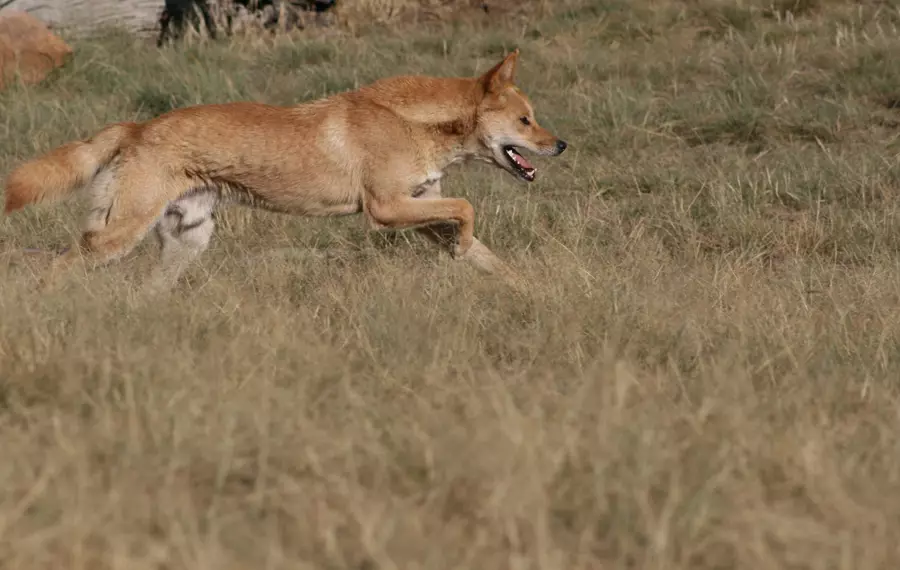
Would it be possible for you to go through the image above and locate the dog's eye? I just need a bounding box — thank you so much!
[520,116,531,126]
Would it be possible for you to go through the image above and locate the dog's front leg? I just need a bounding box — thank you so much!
[415,222,517,277]
[404,185,524,288]
[366,189,524,290]
[367,195,476,256]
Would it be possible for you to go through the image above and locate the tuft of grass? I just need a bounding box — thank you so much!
[132,86,192,117]
[3,0,900,568]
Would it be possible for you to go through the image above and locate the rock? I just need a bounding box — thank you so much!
[0,10,72,90]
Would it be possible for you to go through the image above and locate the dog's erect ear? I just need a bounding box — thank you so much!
[481,49,519,93]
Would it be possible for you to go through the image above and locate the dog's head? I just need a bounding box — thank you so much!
[473,49,567,183]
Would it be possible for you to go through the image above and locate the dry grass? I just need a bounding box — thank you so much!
[3,0,900,568]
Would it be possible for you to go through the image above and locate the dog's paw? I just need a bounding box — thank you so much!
[455,240,529,294]
[450,240,473,260]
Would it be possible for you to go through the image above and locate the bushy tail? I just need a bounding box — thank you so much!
[3,122,137,215]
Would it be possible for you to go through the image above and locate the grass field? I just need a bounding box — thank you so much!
[3,0,900,567]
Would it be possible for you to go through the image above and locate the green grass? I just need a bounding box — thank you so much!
[3,0,900,568]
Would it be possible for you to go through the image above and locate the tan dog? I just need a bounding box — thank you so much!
[3,49,567,292]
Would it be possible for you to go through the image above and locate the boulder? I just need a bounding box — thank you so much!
[0,10,72,90]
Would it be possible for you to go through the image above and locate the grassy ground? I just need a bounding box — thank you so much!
[3,0,900,567]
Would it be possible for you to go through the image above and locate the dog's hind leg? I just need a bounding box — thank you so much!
[145,190,218,293]
[39,161,176,292]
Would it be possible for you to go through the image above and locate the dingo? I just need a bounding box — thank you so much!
[3,49,567,292]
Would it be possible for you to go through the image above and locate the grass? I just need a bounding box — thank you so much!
[3,0,900,567]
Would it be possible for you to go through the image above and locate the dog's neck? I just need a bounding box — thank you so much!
[361,75,481,131]
[354,74,488,169]
[430,112,481,163]
[417,80,485,168]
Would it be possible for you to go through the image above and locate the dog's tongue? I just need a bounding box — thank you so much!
[513,153,534,170]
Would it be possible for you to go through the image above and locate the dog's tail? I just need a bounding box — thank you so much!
[3,122,137,215]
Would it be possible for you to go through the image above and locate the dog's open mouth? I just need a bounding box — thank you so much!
[503,146,536,182]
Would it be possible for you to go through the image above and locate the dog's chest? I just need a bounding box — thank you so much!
[411,171,444,198]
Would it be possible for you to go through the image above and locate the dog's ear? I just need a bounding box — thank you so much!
[481,48,519,93]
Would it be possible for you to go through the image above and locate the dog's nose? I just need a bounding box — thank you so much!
[556,140,568,154]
